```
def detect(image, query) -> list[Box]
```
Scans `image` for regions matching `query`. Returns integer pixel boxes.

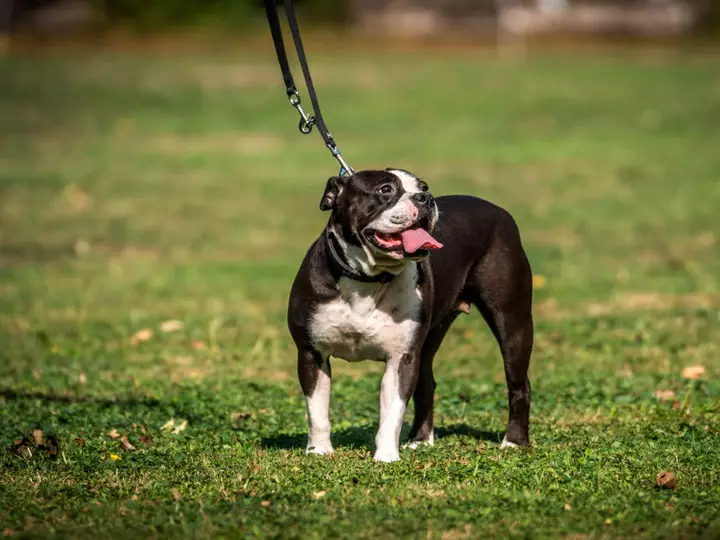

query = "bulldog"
[287,169,533,462]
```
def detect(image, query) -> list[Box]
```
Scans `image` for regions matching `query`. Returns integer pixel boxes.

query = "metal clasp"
[299,115,316,134]
[286,89,353,175]
[331,146,353,177]
[287,89,316,135]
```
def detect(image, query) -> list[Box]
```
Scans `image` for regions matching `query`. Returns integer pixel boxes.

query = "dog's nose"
[413,192,432,206]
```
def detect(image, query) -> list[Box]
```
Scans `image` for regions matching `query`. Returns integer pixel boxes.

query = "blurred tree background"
[5,0,346,34]
[90,0,346,29]
[4,0,720,37]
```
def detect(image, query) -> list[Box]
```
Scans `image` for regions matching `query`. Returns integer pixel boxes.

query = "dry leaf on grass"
[119,436,136,451]
[74,239,91,256]
[656,471,676,490]
[172,488,182,501]
[695,231,715,247]
[313,491,326,499]
[563,503,571,511]
[44,435,59,460]
[7,437,33,459]
[8,433,58,460]
[63,184,92,211]
[654,389,676,401]
[682,365,705,380]
[532,274,547,289]
[74,437,86,447]
[190,340,207,350]
[108,429,121,439]
[230,412,251,429]
[32,429,43,446]
[162,418,188,434]
[78,372,87,385]
[261,500,270,508]
[139,435,152,447]
[160,320,184,333]
[130,328,153,345]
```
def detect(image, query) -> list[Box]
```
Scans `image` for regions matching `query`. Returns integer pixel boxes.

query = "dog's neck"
[326,225,409,281]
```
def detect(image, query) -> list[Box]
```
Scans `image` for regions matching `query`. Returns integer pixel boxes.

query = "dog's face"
[320,169,441,263]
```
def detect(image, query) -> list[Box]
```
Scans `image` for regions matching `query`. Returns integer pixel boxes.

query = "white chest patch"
[309,264,423,362]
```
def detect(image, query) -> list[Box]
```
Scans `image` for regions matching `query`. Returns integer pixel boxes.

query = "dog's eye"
[419,182,429,192]
[377,184,394,195]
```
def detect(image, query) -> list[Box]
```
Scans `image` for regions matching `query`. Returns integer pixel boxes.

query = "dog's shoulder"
[287,235,341,344]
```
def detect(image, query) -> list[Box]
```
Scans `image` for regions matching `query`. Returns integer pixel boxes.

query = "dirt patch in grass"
[151,132,285,156]
[585,292,720,316]
[242,366,292,381]
[536,292,720,320]
[193,64,278,91]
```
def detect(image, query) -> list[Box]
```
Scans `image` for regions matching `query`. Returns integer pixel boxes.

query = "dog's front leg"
[374,353,419,462]
[298,349,334,455]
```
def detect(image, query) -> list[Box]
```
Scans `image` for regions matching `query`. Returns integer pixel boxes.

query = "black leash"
[264,0,353,177]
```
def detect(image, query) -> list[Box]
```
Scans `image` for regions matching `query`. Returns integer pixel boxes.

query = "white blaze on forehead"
[365,170,423,237]
[388,169,422,194]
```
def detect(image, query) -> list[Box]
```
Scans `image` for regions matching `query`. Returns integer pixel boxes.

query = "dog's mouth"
[364,218,443,259]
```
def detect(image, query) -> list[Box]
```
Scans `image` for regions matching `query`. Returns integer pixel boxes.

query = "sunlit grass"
[1,46,719,538]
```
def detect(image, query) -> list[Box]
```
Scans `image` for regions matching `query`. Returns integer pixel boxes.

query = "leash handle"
[264,0,353,176]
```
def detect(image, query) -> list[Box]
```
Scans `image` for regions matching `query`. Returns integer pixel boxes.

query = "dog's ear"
[319,175,347,211]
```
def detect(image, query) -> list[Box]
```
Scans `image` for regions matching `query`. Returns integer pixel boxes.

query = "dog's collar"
[325,228,395,284]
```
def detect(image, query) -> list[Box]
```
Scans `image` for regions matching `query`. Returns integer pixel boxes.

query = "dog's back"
[425,195,533,329]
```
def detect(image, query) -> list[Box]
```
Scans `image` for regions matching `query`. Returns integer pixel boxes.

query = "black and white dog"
[287,169,533,462]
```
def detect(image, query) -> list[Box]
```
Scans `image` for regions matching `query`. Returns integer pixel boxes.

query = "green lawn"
[1,42,719,538]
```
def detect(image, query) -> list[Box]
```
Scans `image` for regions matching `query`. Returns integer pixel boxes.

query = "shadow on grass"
[261,423,503,451]
[0,388,161,407]
[435,424,503,443]
[262,425,376,451]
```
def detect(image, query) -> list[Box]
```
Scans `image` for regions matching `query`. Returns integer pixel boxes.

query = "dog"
[287,169,533,462]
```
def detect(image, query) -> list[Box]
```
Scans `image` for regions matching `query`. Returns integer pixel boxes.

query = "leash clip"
[287,89,316,135]
[324,135,353,176]
[299,115,316,134]
[333,149,354,177]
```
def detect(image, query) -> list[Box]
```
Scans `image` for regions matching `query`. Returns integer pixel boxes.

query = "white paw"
[403,437,434,450]
[500,435,519,449]
[306,443,334,456]
[373,449,400,462]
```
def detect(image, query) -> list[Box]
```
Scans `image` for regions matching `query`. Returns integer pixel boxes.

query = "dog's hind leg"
[467,224,534,447]
[407,312,459,447]
[493,309,533,448]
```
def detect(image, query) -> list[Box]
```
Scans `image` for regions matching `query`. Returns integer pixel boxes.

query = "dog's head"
[320,169,442,270]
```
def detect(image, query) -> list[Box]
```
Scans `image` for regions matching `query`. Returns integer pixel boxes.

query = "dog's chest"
[309,266,422,362]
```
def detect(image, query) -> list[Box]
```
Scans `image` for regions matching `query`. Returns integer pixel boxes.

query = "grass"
[1,40,720,538]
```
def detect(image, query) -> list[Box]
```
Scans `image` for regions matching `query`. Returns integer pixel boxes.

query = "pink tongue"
[400,228,444,254]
